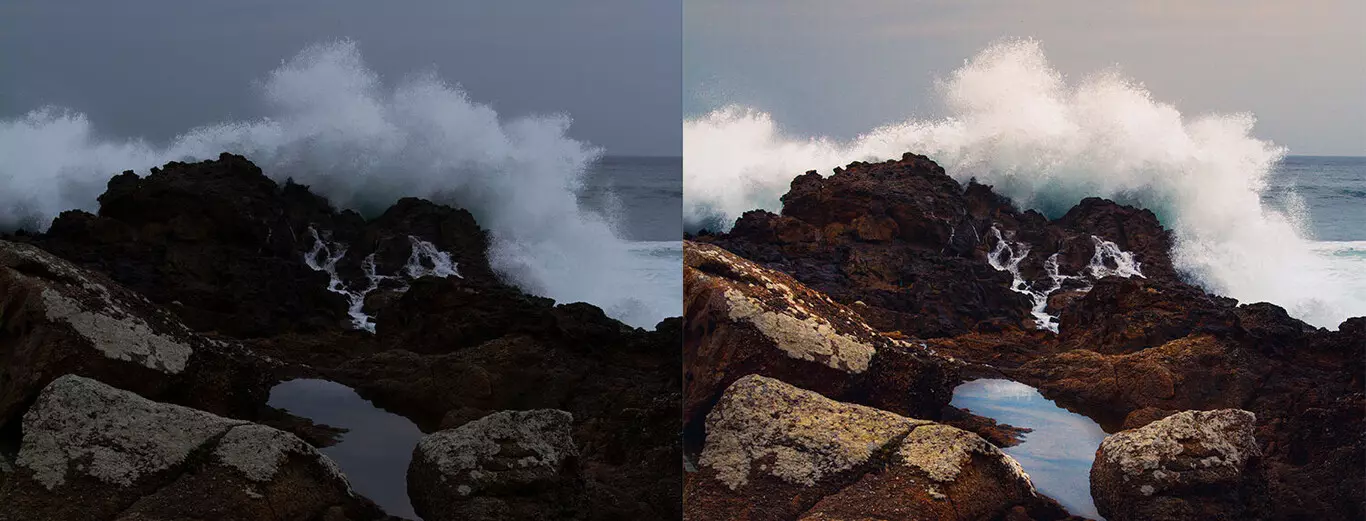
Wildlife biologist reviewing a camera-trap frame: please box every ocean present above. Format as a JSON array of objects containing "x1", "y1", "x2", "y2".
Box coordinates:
[
  {"x1": 578, "y1": 156, "x2": 684, "y2": 327},
  {"x1": 1265, "y1": 156, "x2": 1366, "y2": 323}
]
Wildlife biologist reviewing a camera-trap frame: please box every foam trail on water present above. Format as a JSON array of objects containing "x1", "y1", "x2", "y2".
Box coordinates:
[
  {"x1": 684, "y1": 38, "x2": 1362, "y2": 328},
  {"x1": 0, "y1": 40, "x2": 670, "y2": 328}
]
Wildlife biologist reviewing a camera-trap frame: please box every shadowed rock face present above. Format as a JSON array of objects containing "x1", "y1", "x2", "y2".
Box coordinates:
[
  {"x1": 685, "y1": 375, "x2": 1067, "y2": 521},
  {"x1": 687, "y1": 152, "x2": 1363, "y2": 520},
  {"x1": 0, "y1": 154, "x2": 682, "y2": 520},
  {"x1": 1092, "y1": 409, "x2": 1266, "y2": 521},
  {"x1": 408, "y1": 409, "x2": 581, "y2": 521},
  {"x1": 0, "y1": 375, "x2": 382, "y2": 521}
]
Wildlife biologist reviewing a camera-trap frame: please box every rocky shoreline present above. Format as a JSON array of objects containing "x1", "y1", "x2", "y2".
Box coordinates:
[
  {"x1": 684, "y1": 153, "x2": 1363, "y2": 520},
  {"x1": 0, "y1": 153, "x2": 681, "y2": 520}
]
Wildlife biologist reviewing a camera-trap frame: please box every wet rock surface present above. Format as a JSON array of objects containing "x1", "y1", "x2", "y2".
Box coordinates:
[
  {"x1": 0, "y1": 154, "x2": 680, "y2": 520},
  {"x1": 1091, "y1": 409, "x2": 1266, "y2": 521},
  {"x1": 688, "y1": 153, "x2": 1363, "y2": 520}
]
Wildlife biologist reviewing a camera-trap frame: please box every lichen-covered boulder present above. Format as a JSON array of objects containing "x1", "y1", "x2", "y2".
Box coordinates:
[
  {"x1": 0, "y1": 240, "x2": 201, "y2": 423},
  {"x1": 1091, "y1": 409, "x2": 1266, "y2": 521},
  {"x1": 407, "y1": 409, "x2": 582, "y2": 521},
  {"x1": 0, "y1": 375, "x2": 382, "y2": 521},
  {"x1": 683, "y1": 241, "x2": 956, "y2": 433},
  {"x1": 0, "y1": 240, "x2": 270, "y2": 429},
  {"x1": 686, "y1": 375, "x2": 1055, "y2": 521}
]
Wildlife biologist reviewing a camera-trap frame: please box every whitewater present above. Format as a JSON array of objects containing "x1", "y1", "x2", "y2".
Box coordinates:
[
  {"x1": 0, "y1": 40, "x2": 679, "y2": 329},
  {"x1": 683, "y1": 39, "x2": 1364, "y2": 329}
]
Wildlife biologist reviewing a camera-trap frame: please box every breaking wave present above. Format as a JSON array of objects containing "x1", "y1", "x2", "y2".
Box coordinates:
[
  {"x1": 0, "y1": 40, "x2": 676, "y2": 329},
  {"x1": 683, "y1": 38, "x2": 1362, "y2": 328}
]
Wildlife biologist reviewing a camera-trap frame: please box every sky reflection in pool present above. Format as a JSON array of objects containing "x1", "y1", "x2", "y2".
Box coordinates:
[
  {"x1": 269, "y1": 378, "x2": 424, "y2": 520},
  {"x1": 949, "y1": 378, "x2": 1108, "y2": 520}
]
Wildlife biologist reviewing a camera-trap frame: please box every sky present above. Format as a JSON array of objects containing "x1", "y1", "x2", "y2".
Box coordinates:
[
  {"x1": 686, "y1": 0, "x2": 1365, "y2": 156},
  {"x1": 0, "y1": 0, "x2": 682, "y2": 156}
]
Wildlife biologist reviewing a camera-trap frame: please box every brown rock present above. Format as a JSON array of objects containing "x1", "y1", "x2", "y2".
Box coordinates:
[{"x1": 1092, "y1": 409, "x2": 1266, "y2": 521}]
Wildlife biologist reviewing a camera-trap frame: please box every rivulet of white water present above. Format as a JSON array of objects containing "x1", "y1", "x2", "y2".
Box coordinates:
[
  {"x1": 0, "y1": 40, "x2": 672, "y2": 328},
  {"x1": 986, "y1": 227, "x2": 1145, "y2": 332},
  {"x1": 683, "y1": 38, "x2": 1361, "y2": 328}
]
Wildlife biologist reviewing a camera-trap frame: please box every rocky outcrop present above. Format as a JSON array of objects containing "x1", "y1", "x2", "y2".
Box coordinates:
[
  {"x1": 24, "y1": 153, "x2": 496, "y2": 337},
  {"x1": 0, "y1": 375, "x2": 382, "y2": 521},
  {"x1": 683, "y1": 240, "x2": 957, "y2": 440},
  {"x1": 685, "y1": 375, "x2": 1064, "y2": 521},
  {"x1": 1092, "y1": 409, "x2": 1266, "y2": 521},
  {"x1": 408, "y1": 409, "x2": 580, "y2": 521},
  {"x1": 694, "y1": 153, "x2": 1175, "y2": 337},
  {"x1": 0, "y1": 240, "x2": 269, "y2": 428}
]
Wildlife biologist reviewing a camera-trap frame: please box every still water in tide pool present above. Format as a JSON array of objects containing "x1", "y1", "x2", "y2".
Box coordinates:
[
  {"x1": 269, "y1": 379, "x2": 424, "y2": 520},
  {"x1": 949, "y1": 378, "x2": 1108, "y2": 520}
]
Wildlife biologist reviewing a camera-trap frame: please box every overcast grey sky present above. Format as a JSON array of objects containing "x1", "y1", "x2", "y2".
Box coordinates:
[
  {"x1": 686, "y1": 0, "x2": 1365, "y2": 156},
  {"x1": 1, "y1": 0, "x2": 681, "y2": 156}
]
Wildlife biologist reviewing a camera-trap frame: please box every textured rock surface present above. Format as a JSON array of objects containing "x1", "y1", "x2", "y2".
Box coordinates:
[
  {"x1": 683, "y1": 240, "x2": 957, "y2": 442},
  {"x1": 0, "y1": 239, "x2": 268, "y2": 429},
  {"x1": 0, "y1": 375, "x2": 381, "y2": 521},
  {"x1": 685, "y1": 375, "x2": 1060, "y2": 521},
  {"x1": 1092, "y1": 409, "x2": 1266, "y2": 521},
  {"x1": 408, "y1": 409, "x2": 580, "y2": 521}
]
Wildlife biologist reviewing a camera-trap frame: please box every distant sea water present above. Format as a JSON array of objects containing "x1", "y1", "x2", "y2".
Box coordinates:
[
  {"x1": 578, "y1": 156, "x2": 683, "y2": 325},
  {"x1": 1264, "y1": 155, "x2": 1366, "y2": 320}
]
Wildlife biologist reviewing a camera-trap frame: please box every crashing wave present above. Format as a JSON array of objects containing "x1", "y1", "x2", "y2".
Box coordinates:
[{"x1": 683, "y1": 38, "x2": 1360, "y2": 328}]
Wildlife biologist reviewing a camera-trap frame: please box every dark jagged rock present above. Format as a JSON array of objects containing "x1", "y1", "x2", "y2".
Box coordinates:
[
  {"x1": 24, "y1": 153, "x2": 495, "y2": 338},
  {"x1": 697, "y1": 153, "x2": 1176, "y2": 338}
]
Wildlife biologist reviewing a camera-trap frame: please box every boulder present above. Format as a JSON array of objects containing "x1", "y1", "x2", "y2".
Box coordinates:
[
  {"x1": 0, "y1": 375, "x2": 382, "y2": 521},
  {"x1": 408, "y1": 409, "x2": 581, "y2": 521},
  {"x1": 1091, "y1": 409, "x2": 1266, "y2": 521},
  {"x1": 0, "y1": 240, "x2": 268, "y2": 428},
  {"x1": 683, "y1": 241, "x2": 956, "y2": 433},
  {"x1": 686, "y1": 375, "x2": 1058, "y2": 521}
]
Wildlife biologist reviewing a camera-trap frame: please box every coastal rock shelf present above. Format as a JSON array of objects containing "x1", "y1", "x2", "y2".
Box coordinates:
[{"x1": 686, "y1": 153, "x2": 1364, "y2": 521}]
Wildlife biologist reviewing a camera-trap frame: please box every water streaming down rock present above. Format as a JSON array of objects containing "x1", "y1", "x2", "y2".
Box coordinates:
[
  {"x1": 986, "y1": 226, "x2": 1145, "y2": 332},
  {"x1": 303, "y1": 226, "x2": 462, "y2": 332}
]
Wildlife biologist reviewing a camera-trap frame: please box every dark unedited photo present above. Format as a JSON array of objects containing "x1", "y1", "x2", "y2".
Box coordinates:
[
  {"x1": 683, "y1": 2, "x2": 1364, "y2": 521},
  {"x1": 0, "y1": 2, "x2": 681, "y2": 520}
]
